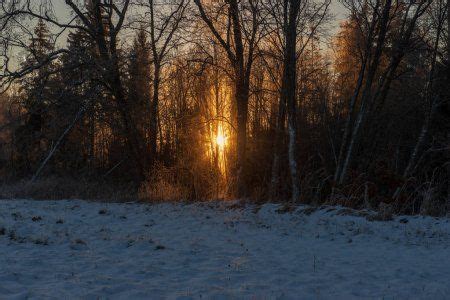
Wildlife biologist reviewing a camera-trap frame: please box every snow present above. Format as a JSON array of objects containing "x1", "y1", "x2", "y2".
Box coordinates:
[{"x1": 0, "y1": 200, "x2": 450, "y2": 299}]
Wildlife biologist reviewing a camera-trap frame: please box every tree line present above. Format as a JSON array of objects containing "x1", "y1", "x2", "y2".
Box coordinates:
[{"x1": 0, "y1": 0, "x2": 449, "y2": 214}]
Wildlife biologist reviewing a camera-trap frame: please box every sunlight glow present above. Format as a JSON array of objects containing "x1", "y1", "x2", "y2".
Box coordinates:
[{"x1": 216, "y1": 134, "x2": 226, "y2": 148}]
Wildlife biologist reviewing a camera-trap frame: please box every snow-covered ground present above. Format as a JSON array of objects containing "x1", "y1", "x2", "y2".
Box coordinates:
[{"x1": 0, "y1": 200, "x2": 449, "y2": 299}]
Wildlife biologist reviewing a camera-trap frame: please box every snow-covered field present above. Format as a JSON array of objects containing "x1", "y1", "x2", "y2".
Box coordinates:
[{"x1": 0, "y1": 200, "x2": 449, "y2": 299}]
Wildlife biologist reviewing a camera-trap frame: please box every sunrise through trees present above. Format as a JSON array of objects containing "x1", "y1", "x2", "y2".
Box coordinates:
[{"x1": 0, "y1": 1, "x2": 449, "y2": 297}]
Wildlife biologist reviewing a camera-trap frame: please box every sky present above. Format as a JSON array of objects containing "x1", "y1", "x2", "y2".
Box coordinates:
[
  {"x1": 49, "y1": 0, "x2": 348, "y2": 47},
  {"x1": 7, "y1": 0, "x2": 348, "y2": 69},
  {"x1": 50, "y1": 0, "x2": 348, "y2": 28}
]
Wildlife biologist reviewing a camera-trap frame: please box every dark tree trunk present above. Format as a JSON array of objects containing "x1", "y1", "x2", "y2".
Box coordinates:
[
  {"x1": 446, "y1": 0, "x2": 450, "y2": 205},
  {"x1": 230, "y1": 0, "x2": 250, "y2": 197},
  {"x1": 337, "y1": 0, "x2": 392, "y2": 185},
  {"x1": 235, "y1": 71, "x2": 249, "y2": 197},
  {"x1": 283, "y1": 0, "x2": 301, "y2": 202},
  {"x1": 270, "y1": 84, "x2": 287, "y2": 199},
  {"x1": 111, "y1": 58, "x2": 146, "y2": 180},
  {"x1": 149, "y1": 64, "x2": 160, "y2": 166},
  {"x1": 92, "y1": 1, "x2": 146, "y2": 180}
]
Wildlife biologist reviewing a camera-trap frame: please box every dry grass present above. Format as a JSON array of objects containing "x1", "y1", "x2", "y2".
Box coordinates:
[
  {"x1": 318, "y1": 166, "x2": 449, "y2": 217},
  {"x1": 138, "y1": 177, "x2": 189, "y2": 202},
  {"x1": 1, "y1": 164, "x2": 447, "y2": 219},
  {"x1": 0, "y1": 162, "x2": 227, "y2": 204},
  {"x1": 0, "y1": 177, "x2": 138, "y2": 202},
  {"x1": 138, "y1": 163, "x2": 223, "y2": 202}
]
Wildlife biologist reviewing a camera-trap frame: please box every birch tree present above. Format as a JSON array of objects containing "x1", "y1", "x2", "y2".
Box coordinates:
[
  {"x1": 264, "y1": 0, "x2": 329, "y2": 201},
  {"x1": 334, "y1": 0, "x2": 431, "y2": 185}
]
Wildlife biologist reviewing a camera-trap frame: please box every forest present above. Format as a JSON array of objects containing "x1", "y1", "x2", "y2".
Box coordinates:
[{"x1": 0, "y1": 0, "x2": 449, "y2": 215}]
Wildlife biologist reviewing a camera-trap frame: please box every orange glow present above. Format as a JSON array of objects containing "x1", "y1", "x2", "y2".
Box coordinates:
[
  {"x1": 216, "y1": 133, "x2": 226, "y2": 148},
  {"x1": 214, "y1": 124, "x2": 228, "y2": 177}
]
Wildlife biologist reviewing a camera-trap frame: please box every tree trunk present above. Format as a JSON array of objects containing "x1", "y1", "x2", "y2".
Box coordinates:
[
  {"x1": 92, "y1": 0, "x2": 146, "y2": 180},
  {"x1": 334, "y1": 3, "x2": 379, "y2": 184},
  {"x1": 229, "y1": 0, "x2": 250, "y2": 198},
  {"x1": 334, "y1": 58, "x2": 368, "y2": 183},
  {"x1": 149, "y1": 64, "x2": 160, "y2": 166},
  {"x1": 31, "y1": 104, "x2": 86, "y2": 183},
  {"x1": 270, "y1": 86, "x2": 287, "y2": 199},
  {"x1": 446, "y1": 0, "x2": 450, "y2": 205},
  {"x1": 235, "y1": 73, "x2": 249, "y2": 197},
  {"x1": 403, "y1": 99, "x2": 439, "y2": 178},
  {"x1": 283, "y1": 0, "x2": 301, "y2": 202},
  {"x1": 363, "y1": 3, "x2": 432, "y2": 164},
  {"x1": 397, "y1": 8, "x2": 444, "y2": 194},
  {"x1": 111, "y1": 56, "x2": 146, "y2": 180},
  {"x1": 338, "y1": 0, "x2": 392, "y2": 185},
  {"x1": 193, "y1": 0, "x2": 254, "y2": 197}
]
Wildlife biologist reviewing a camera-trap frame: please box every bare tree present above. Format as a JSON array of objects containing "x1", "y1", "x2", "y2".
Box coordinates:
[
  {"x1": 283, "y1": 0, "x2": 302, "y2": 202},
  {"x1": 264, "y1": 0, "x2": 330, "y2": 201},
  {"x1": 193, "y1": 0, "x2": 263, "y2": 196},
  {"x1": 0, "y1": 0, "x2": 148, "y2": 179},
  {"x1": 334, "y1": 0, "x2": 431, "y2": 185},
  {"x1": 402, "y1": 0, "x2": 447, "y2": 180},
  {"x1": 134, "y1": 0, "x2": 188, "y2": 165}
]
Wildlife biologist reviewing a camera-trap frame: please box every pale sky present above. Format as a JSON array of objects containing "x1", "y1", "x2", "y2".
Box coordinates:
[
  {"x1": 50, "y1": 0, "x2": 348, "y2": 28},
  {"x1": 51, "y1": 0, "x2": 348, "y2": 41},
  {"x1": 7, "y1": 0, "x2": 348, "y2": 68}
]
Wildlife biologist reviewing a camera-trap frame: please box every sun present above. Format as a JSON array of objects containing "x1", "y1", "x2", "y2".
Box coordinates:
[{"x1": 216, "y1": 134, "x2": 226, "y2": 148}]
